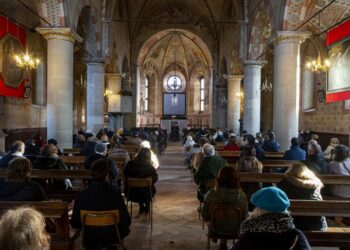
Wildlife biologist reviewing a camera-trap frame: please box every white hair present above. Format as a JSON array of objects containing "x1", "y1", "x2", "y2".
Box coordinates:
[
  {"x1": 140, "y1": 140, "x2": 151, "y2": 149},
  {"x1": 202, "y1": 143, "x2": 215, "y2": 157}
]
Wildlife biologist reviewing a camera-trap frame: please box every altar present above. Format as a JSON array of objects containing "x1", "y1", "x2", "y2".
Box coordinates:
[{"x1": 160, "y1": 119, "x2": 188, "y2": 132}]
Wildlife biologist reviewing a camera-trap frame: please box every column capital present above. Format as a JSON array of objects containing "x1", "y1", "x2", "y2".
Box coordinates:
[
  {"x1": 273, "y1": 31, "x2": 310, "y2": 46},
  {"x1": 106, "y1": 72, "x2": 122, "y2": 79},
  {"x1": 86, "y1": 59, "x2": 105, "y2": 65},
  {"x1": 244, "y1": 61, "x2": 266, "y2": 67},
  {"x1": 227, "y1": 75, "x2": 243, "y2": 81},
  {"x1": 36, "y1": 27, "x2": 83, "y2": 43}
]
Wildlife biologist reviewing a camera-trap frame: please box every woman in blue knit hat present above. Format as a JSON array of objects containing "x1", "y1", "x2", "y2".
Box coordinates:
[{"x1": 230, "y1": 187, "x2": 311, "y2": 250}]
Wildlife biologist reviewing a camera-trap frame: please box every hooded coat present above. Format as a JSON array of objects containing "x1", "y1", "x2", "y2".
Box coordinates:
[
  {"x1": 202, "y1": 187, "x2": 248, "y2": 235},
  {"x1": 231, "y1": 213, "x2": 311, "y2": 250},
  {"x1": 277, "y1": 176, "x2": 327, "y2": 231}
]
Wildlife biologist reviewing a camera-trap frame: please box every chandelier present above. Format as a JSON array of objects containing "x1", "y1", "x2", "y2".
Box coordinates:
[
  {"x1": 13, "y1": 52, "x2": 40, "y2": 70},
  {"x1": 261, "y1": 77, "x2": 272, "y2": 92},
  {"x1": 305, "y1": 56, "x2": 331, "y2": 72}
]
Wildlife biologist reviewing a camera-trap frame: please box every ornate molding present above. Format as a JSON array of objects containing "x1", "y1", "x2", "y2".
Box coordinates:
[
  {"x1": 273, "y1": 31, "x2": 310, "y2": 46},
  {"x1": 244, "y1": 61, "x2": 266, "y2": 67},
  {"x1": 36, "y1": 28, "x2": 83, "y2": 43},
  {"x1": 105, "y1": 73, "x2": 122, "y2": 80},
  {"x1": 227, "y1": 75, "x2": 243, "y2": 81}
]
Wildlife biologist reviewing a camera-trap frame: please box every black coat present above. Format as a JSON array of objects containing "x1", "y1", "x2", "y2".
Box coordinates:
[
  {"x1": 0, "y1": 180, "x2": 47, "y2": 201},
  {"x1": 80, "y1": 141, "x2": 97, "y2": 158},
  {"x1": 231, "y1": 229, "x2": 311, "y2": 250},
  {"x1": 0, "y1": 153, "x2": 20, "y2": 169},
  {"x1": 302, "y1": 153, "x2": 327, "y2": 174},
  {"x1": 124, "y1": 160, "x2": 158, "y2": 202},
  {"x1": 71, "y1": 181, "x2": 131, "y2": 249}
]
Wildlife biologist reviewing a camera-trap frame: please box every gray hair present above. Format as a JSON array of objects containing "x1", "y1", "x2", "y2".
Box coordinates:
[
  {"x1": 308, "y1": 140, "x2": 321, "y2": 154},
  {"x1": 202, "y1": 143, "x2": 215, "y2": 157}
]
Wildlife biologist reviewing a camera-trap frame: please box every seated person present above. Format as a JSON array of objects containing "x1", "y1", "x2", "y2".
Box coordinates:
[
  {"x1": 73, "y1": 134, "x2": 86, "y2": 149},
  {"x1": 283, "y1": 137, "x2": 306, "y2": 161},
  {"x1": 262, "y1": 132, "x2": 281, "y2": 152},
  {"x1": 202, "y1": 167, "x2": 248, "y2": 250},
  {"x1": 47, "y1": 138, "x2": 63, "y2": 156},
  {"x1": 24, "y1": 139, "x2": 40, "y2": 156},
  {"x1": 302, "y1": 140, "x2": 327, "y2": 174},
  {"x1": 328, "y1": 144, "x2": 350, "y2": 198},
  {"x1": 71, "y1": 159, "x2": 131, "y2": 250},
  {"x1": 0, "y1": 158, "x2": 47, "y2": 201},
  {"x1": 230, "y1": 187, "x2": 311, "y2": 250},
  {"x1": 139, "y1": 140, "x2": 159, "y2": 169},
  {"x1": 108, "y1": 141, "x2": 130, "y2": 166},
  {"x1": 194, "y1": 144, "x2": 228, "y2": 202},
  {"x1": 124, "y1": 148, "x2": 158, "y2": 214},
  {"x1": 215, "y1": 127, "x2": 225, "y2": 142},
  {"x1": 0, "y1": 141, "x2": 26, "y2": 169},
  {"x1": 277, "y1": 163, "x2": 327, "y2": 231},
  {"x1": 324, "y1": 137, "x2": 340, "y2": 160},
  {"x1": 224, "y1": 135, "x2": 240, "y2": 151},
  {"x1": 85, "y1": 143, "x2": 119, "y2": 190},
  {"x1": 80, "y1": 136, "x2": 98, "y2": 159},
  {"x1": 0, "y1": 207, "x2": 50, "y2": 250},
  {"x1": 192, "y1": 137, "x2": 210, "y2": 172},
  {"x1": 34, "y1": 144, "x2": 71, "y2": 190},
  {"x1": 245, "y1": 134, "x2": 265, "y2": 161}
]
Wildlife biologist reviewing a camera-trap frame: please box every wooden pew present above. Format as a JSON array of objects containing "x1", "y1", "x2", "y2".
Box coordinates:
[
  {"x1": 60, "y1": 156, "x2": 85, "y2": 169},
  {"x1": 216, "y1": 150, "x2": 285, "y2": 160},
  {"x1": 0, "y1": 201, "x2": 80, "y2": 250},
  {"x1": 228, "y1": 160, "x2": 299, "y2": 171},
  {"x1": 289, "y1": 199, "x2": 350, "y2": 249},
  {"x1": 62, "y1": 148, "x2": 81, "y2": 156}
]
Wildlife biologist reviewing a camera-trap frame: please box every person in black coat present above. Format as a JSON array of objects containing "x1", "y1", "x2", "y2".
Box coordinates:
[
  {"x1": 0, "y1": 141, "x2": 26, "y2": 169},
  {"x1": 230, "y1": 187, "x2": 311, "y2": 250},
  {"x1": 277, "y1": 163, "x2": 327, "y2": 231},
  {"x1": 302, "y1": 140, "x2": 328, "y2": 174},
  {"x1": 124, "y1": 148, "x2": 158, "y2": 214},
  {"x1": 71, "y1": 158, "x2": 131, "y2": 250},
  {"x1": 80, "y1": 137, "x2": 98, "y2": 159},
  {"x1": 0, "y1": 158, "x2": 47, "y2": 201}
]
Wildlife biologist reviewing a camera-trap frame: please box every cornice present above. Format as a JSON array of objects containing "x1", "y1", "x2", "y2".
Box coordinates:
[{"x1": 36, "y1": 28, "x2": 83, "y2": 43}]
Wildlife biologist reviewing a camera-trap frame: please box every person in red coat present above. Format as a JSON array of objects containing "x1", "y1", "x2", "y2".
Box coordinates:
[{"x1": 224, "y1": 135, "x2": 240, "y2": 151}]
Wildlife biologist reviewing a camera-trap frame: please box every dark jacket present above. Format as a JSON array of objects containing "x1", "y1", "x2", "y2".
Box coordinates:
[
  {"x1": 284, "y1": 145, "x2": 306, "y2": 161},
  {"x1": 84, "y1": 154, "x2": 118, "y2": 180},
  {"x1": 0, "y1": 180, "x2": 47, "y2": 201},
  {"x1": 231, "y1": 213, "x2": 311, "y2": 250},
  {"x1": 194, "y1": 155, "x2": 227, "y2": 185},
  {"x1": 0, "y1": 153, "x2": 24, "y2": 169},
  {"x1": 71, "y1": 181, "x2": 131, "y2": 249},
  {"x1": 124, "y1": 160, "x2": 158, "y2": 202},
  {"x1": 73, "y1": 141, "x2": 86, "y2": 149},
  {"x1": 302, "y1": 153, "x2": 327, "y2": 174},
  {"x1": 263, "y1": 140, "x2": 281, "y2": 152},
  {"x1": 80, "y1": 141, "x2": 97, "y2": 158},
  {"x1": 277, "y1": 176, "x2": 327, "y2": 231}
]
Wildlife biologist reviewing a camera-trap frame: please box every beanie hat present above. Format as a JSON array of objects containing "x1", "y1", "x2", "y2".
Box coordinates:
[
  {"x1": 95, "y1": 143, "x2": 107, "y2": 154},
  {"x1": 251, "y1": 187, "x2": 290, "y2": 213}
]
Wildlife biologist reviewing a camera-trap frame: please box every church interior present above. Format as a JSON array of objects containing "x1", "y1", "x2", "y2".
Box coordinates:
[{"x1": 0, "y1": 0, "x2": 350, "y2": 249}]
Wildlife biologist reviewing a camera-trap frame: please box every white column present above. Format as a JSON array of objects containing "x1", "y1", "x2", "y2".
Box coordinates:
[
  {"x1": 87, "y1": 62, "x2": 105, "y2": 135},
  {"x1": 36, "y1": 28, "x2": 82, "y2": 149},
  {"x1": 227, "y1": 75, "x2": 243, "y2": 134},
  {"x1": 243, "y1": 61, "x2": 265, "y2": 135},
  {"x1": 273, "y1": 31, "x2": 310, "y2": 151}
]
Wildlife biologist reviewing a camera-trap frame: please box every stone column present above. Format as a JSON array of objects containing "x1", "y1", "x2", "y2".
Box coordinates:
[
  {"x1": 86, "y1": 61, "x2": 105, "y2": 135},
  {"x1": 273, "y1": 31, "x2": 310, "y2": 151},
  {"x1": 243, "y1": 61, "x2": 265, "y2": 135},
  {"x1": 36, "y1": 28, "x2": 82, "y2": 149},
  {"x1": 227, "y1": 75, "x2": 243, "y2": 134},
  {"x1": 106, "y1": 73, "x2": 123, "y2": 130},
  {"x1": 34, "y1": 58, "x2": 46, "y2": 106}
]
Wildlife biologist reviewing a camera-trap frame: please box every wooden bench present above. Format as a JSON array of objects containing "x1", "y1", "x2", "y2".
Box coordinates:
[
  {"x1": 217, "y1": 150, "x2": 285, "y2": 162},
  {"x1": 289, "y1": 199, "x2": 350, "y2": 249},
  {"x1": 0, "y1": 201, "x2": 80, "y2": 250},
  {"x1": 62, "y1": 148, "x2": 81, "y2": 156},
  {"x1": 60, "y1": 156, "x2": 85, "y2": 169},
  {"x1": 229, "y1": 160, "x2": 299, "y2": 171}
]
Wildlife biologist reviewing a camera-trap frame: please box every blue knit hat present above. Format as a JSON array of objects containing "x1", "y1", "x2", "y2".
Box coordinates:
[{"x1": 251, "y1": 187, "x2": 290, "y2": 213}]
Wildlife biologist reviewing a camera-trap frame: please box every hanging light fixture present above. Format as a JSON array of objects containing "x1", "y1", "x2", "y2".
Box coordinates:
[
  {"x1": 305, "y1": 56, "x2": 331, "y2": 72},
  {"x1": 261, "y1": 77, "x2": 272, "y2": 92}
]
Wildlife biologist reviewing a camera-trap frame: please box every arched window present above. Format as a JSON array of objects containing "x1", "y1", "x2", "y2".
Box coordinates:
[
  {"x1": 144, "y1": 77, "x2": 149, "y2": 112},
  {"x1": 200, "y1": 78, "x2": 205, "y2": 112},
  {"x1": 303, "y1": 69, "x2": 314, "y2": 111}
]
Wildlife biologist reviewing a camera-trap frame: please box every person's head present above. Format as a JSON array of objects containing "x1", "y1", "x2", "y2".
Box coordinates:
[
  {"x1": 87, "y1": 136, "x2": 98, "y2": 142},
  {"x1": 308, "y1": 140, "x2": 321, "y2": 156},
  {"x1": 268, "y1": 132, "x2": 275, "y2": 141},
  {"x1": 251, "y1": 187, "x2": 290, "y2": 213},
  {"x1": 47, "y1": 138, "x2": 58, "y2": 146},
  {"x1": 217, "y1": 166, "x2": 240, "y2": 189},
  {"x1": 90, "y1": 158, "x2": 109, "y2": 181},
  {"x1": 228, "y1": 135, "x2": 238, "y2": 145},
  {"x1": 202, "y1": 143, "x2": 215, "y2": 157},
  {"x1": 10, "y1": 141, "x2": 25, "y2": 155},
  {"x1": 291, "y1": 137, "x2": 300, "y2": 146},
  {"x1": 199, "y1": 137, "x2": 210, "y2": 147},
  {"x1": 94, "y1": 143, "x2": 107, "y2": 155},
  {"x1": 334, "y1": 144, "x2": 350, "y2": 162},
  {"x1": 0, "y1": 207, "x2": 50, "y2": 250},
  {"x1": 40, "y1": 144, "x2": 58, "y2": 157},
  {"x1": 100, "y1": 135, "x2": 109, "y2": 144},
  {"x1": 330, "y1": 137, "x2": 340, "y2": 146},
  {"x1": 77, "y1": 134, "x2": 85, "y2": 143},
  {"x1": 7, "y1": 158, "x2": 32, "y2": 183},
  {"x1": 140, "y1": 140, "x2": 151, "y2": 149},
  {"x1": 241, "y1": 145, "x2": 256, "y2": 157},
  {"x1": 311, "y1": 134, "x2": 319, "y2": 141},
  {"x1": 286, "y1": 163, "x2": 323, "y2": 188},
  {"x1": 135, "y1": 147, "x2": 152, "y2": 163},
  {"x1": 186, "y1": 135, "x2": 193, "y2": 141},
  {"x1": 246, "y1": 134, "x2": 255, "y2": 145}
]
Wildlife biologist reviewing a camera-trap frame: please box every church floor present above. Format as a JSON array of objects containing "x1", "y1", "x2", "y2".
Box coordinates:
[{"x1": 74, "y1": 142, "x2": 337, "y2": 250}]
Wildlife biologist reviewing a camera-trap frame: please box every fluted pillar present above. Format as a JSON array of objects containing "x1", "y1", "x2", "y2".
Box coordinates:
[
  {"x1": 36, "y1": 28, "x2": 82, "y2": 149},
  {"x1": 86, "y1": 61, "x2": 105, "y2": 135},
  {"x1": 227, "y1": 75, "x2": 243, "y2": 134},
  {"x1": 273, "y1": 31, "x2": 310, "y2": 150},
  {"x1": 243, "y1": 61, "x2": 265, "y2": 135}
]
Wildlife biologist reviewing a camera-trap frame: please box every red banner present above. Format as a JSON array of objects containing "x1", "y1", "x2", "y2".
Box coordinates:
[{"x1": 0, "y1": 15, "x2": 26, "y2": 98}]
